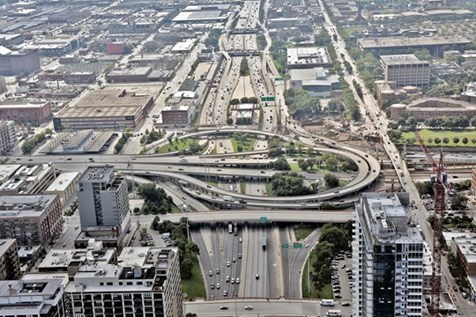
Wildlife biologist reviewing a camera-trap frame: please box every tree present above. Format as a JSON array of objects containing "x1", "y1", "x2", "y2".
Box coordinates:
[
  {"x1": 434, "y1": 137, "x2": 442, "y2": 144},
  {"x1": 453, "y1": 137, "x2": 460, "y2": 145},
  {"x1": 319, "y1": 224, "x2": 350, "y2": 251},
  {"x1": 230, "y1": 98, "x2": 240, "y2": 105},
  {"x1": 450, "y1": 194, "x2": 468, "y2": 210},
  {"x1": 237, "y1": 145, "x2": 243, "y2": 152},
  {"x1": 272, "y1": 157, "x2": 291, "y2": 170},
  {"x1": 442, "y1": 137, "x2": 449, "y2": 145},
  {"x1": 180, "y1": 258, "x2": 193, "y2": 279},
  {"x1": 226, "y1": 117, "x2": 233, "y2": 125},
  {"x1": 462, "y1": 137, "x2": 468, "y2": 145},
  {"x1": 472, "y1": 138, "x2": 476, "y2": 145},
  {"x1": 240, "y1": 97, "x2": 249, "y2": 103},
  {"x1": 427, "y1": 138, "x2": 433, "y2": 144},
  {"x1": 239, "y1": 57, "x2": 250, "y2": 76},
  {"x1": 324, "y1": 173, "x2": 340, "y2": 188},
  {"x1": 297, "y1": 158, "x2": 309, "y2": 171},
  {"x1": 415, "y1": 181, "x2": 433, "y2": 196},
  {"x1": 270, "y1": 172, "x2": 315, "y2": 196}
]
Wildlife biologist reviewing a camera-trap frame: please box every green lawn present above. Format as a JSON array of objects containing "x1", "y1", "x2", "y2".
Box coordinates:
[
  {"x1": 181, "y1": 255, "x2": 206, "y2": 300},
  {"x1": 157, "y1": 138, "x2": 195, "y2": 153},
  {"x1": 265, "y1": 182, "x2": 275, "y2": 196},
  {"x1": 170, "y1": 205, "x2": 181, "y2": 213},
  {"x1": 302, "y1": 250, "x2": 318, "y2": 298},
  {"x1": 289, "y1": 162, "x2": 302, "y2": 172},
  {"x1": 240, "y1": 181, "x2": 246, "y2": 194},
  {"x1": 302, "y1": 248, "x2": 333, "y2": 299},
  {"x1": 230, "y1": 137, "x2": 256, "y2": 152},
  {"x1": 207, "y1": 179, "x2": 218, "y2": 187},
  {"x1": 294, "y1": 225, "x2": 317, "y2": 241},
  {"x1": 401, "y1": 129, "x2": 476, "y2": 147}
]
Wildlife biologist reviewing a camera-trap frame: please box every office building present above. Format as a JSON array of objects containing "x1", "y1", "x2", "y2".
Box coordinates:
[
  {"x1": 451, "y1": 234, "x2": 476, "y2": 275},
  {"x1": 0, "y1": 100, "x2": 52, "y2": 125},
  {"x1": 64, "y1": 247, "x2": 183, "y2": 317},
  {"x1": 0, "y1": 239, "x2": 21, "y2": 280},
  {"x1": 161, "y1": 91, "x2": 197, "y2": 127},
  {"x1": 0, "y1": 47, "x2": 40, "y2": 75},
  {"x1": 0, "y1": 120, "x2": 16, "y2": 155},
  {"x1": 353, "y1": 192, "x2": 424, "y2": 317},
  {"x1": 380, "y1": 54, "x2": 430, "y2": 88},
  {"x1": 0, "y1": 194, "x2": 63, "y2": 246},
  {"x1": 53, "y1": 89, "x2": 153, "y2": 131},
  {"x1": 357, "y1": 36, "x2": 470, "y2": 54},
  {"x1": 76, "y1": 166, "x2": 130, "y2": 249},
  {"x1": 0, "y1": 279, "x2": 66, "y2": 317}
]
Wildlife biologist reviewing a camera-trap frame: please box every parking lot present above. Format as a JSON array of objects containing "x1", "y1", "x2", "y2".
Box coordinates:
[{"x1": 331, "y1": 251, "x2": 353, "y2": 305}]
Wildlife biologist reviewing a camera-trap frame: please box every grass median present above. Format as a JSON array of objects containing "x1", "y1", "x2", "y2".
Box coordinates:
[{"x1": 181, "y1": 254, "x2": 206, "y2": 300}]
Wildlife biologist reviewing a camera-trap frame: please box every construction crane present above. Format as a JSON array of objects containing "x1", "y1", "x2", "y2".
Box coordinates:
[{"x1": 415, "y1": 132, "x2": 446, "y2": 316}]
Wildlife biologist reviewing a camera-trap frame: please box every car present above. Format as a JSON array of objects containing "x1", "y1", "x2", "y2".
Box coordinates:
[
  {"x1": 341, "y1": 264, "x2": 346, "y2": 269},
  {"x1": 226, "y1": 276, "x2": 230, "y2": 282},
  {"x1": 231, "y1": 278, "x2": 235, "y2": 284},
  {"x1": 216, "y1": 283, "x2": 220, "y2": 289},
  {"x1": 255, "y1": 274, "x2": 259, "y2": 280},
  {"x1": 220, "y1": 305, "x2": 229, "y2": 310},
  {"x1": 462, "y1": 292, "x2": 468, "y2": 299},
  {"x1": 239, "y1": 237, "x2": 242, "y2": 243},
  {"x1": 335, "y1": 294, "x2": 342, "y2": 299},
  {"x1": 232, "y1": 257, "x2": 236, "y2": 262},
  {"x1": 238, "y1": 253, "x2": 242, "y2": 259},
  {"x1": 211, "y1": 283, "x2": 215, "y2": 289},
  {"x1": 223, "y1": 290, "x2": 228, "y2": 296},
  {"x1": 209, "y1": 271, "x2": 213, "y2": 276},
  {"x1": 216, "y1": 268, "x2": 220, "y2": 274},
  {"x1": 244, "y1": 305, "x2": 253, "y2": 310},
  {"x1": 66, "y1": 158, "x2": 72, "y2": 161},
  {"x1": 342, "y1": 302, "x2": 350, "y2": 307},
  {"x1": 236, "y1": 278, "x2": 240, "y2": 284},
  {"x1": 226, "y1": 261, "x2": 230, "y2": 267},
  {"x1": 453, "y1": 285, "x2": 458, "y2": 292}
]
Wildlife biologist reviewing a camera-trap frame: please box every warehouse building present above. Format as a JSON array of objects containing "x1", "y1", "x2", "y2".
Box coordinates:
[{"x1": 53, "y1": 89, "x2": 153, "y2": 131}]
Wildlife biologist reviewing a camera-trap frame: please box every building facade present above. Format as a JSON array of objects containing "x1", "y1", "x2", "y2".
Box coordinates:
[
  {"x1": 0, "y1": 48, "x2": 40, "y2": 76},
  {"x1": 64, "y1": 247, "x2": 183, "y2": 317},
  {"x1": 0, "y1": 163, "x2": 56, "y2": 195},
  {"x1": 0, "y1": 195, "x2": 63, "y2": 246},
  {"x1": 353, "y1": 192, "x2": 424, "y2": 317},
  {"x1": 0, "y1": 120, "x2": 16, "y2": 155},
  {"x1": 0, "y1": 239, "x2": 21, "y2": 280},
  {"x1": 381, "y1": 54, "x2": 430, "y2": 88},
  {"x1": 0, "y1": 101, "x2": 52, "y2": 125}
]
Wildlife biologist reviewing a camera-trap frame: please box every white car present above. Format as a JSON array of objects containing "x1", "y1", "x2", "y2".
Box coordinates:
[{"x1": 245, "y1": 305, "x2": 253, "y2": 310}]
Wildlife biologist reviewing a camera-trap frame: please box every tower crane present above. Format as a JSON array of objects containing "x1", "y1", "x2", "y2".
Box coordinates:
[{"x1": 414, "y1": 132, "x2": 447, "y2": 316}]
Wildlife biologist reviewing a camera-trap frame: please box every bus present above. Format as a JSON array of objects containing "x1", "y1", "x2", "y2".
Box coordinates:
[
  {"x1": 326, "y1": 310, "x2": 342, "y2": 317},
  {"x1": 320, "y1": 299, "x2": 335, "y2": 307}
]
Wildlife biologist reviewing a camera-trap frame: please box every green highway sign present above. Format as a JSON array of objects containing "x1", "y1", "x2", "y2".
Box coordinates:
[
  {"x1": 260, "y1": 216, "x2": 268, "y2": 223},
  {"x1": 275, "y1": 77, "x2": 284, "y2": 81},
  {"x1": 261, "y1": 96, "x2": 275, "y2": 102},
  {"x1": 293, "y1": 243, "x2": 303, "y2": 249},
  {"x1": 282, "y1": 243, "x2": 289, "y2": 249}
]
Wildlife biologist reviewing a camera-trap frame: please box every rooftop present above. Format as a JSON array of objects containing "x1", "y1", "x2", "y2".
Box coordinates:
[
  {"x1": 0, "y1": 195, "x2": 58, "y2": 218},
  {"x1": 45, "y1": 172, "x2": 79, "y2": 192},
  {"x1": 0, "y1": 279, "x2": 62, "y2": 299},
  {"x1": 358, "y1": 36, "x2": 471, "y2": 49},
  {"x1": 453, "y1": 235, "x2": 476, "y2": 264},
  {"x1": 39, "y1": 248, "x2": 116, "y2": 270},
  {"x1": 286, "y1": 47, "x2": 331, "y2": 66},
  {"x1": 78, "y1": 165, "x2": 115, "y2": 184},
  {"x1": 57, "y1": 89, "x2": 152, "y2": 118},
  {"x1": 381, "y1": 54, "x2": 428, "y2": 65},
  {"x1": 0, "y1": 239, "x2": 16, "y2": 256}
]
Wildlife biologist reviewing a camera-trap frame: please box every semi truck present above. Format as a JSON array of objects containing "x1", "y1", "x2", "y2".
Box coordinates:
[{"x1": 261, "y1": 233, "x2": 267, "y2": 251}]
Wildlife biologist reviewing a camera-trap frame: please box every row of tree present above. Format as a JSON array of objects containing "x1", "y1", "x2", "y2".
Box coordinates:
[
  {"x1": 230, "y1": 96, "x2": 258, "y2": 105},
  {"x1": 21, "y1": 128, "x2": 53, "y2": 154},
  {"x1": 310, "y1": 223, "x2": 351, "y2": 292},
  {"x1": 140, "y1": 128, "x2": 163, "y2": 145},
  {"x1": 114, "y1": 130, "x2": 132, "y2": 154},
  {"x1": 389, "y1": 116, "x2": 476, "y2": 130}
]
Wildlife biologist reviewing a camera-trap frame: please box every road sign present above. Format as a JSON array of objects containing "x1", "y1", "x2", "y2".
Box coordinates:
[
  {"x1": 260, "y1": 216, "x2": 268, "y2": 223},
  {"x1": 275, "y1": 77, "x2": 284, "y2": 81},
  {"x1": 281, "y1": 243, "x2": 289, "y2": 249},
  {"x1": 293, "y1": 242, "x2": 303, "y2": 249},
  {"x1": 261, "y1": 96, "x2": 275, "y2": 102}
]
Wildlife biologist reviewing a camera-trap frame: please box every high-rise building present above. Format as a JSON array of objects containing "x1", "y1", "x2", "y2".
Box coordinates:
[
  {"x1": 353, "y1": 192, "x2": 424, "y2": 317},
  {"x1": 381, "y1": 54, "x2": 430, "y2": 88},
  {"x1": 64, "y1": 247, "x2": 183, "y2": 317},
  {"x1": 0, "y1": 120, "x2": 16, "y2": 155},
  {"x1": 76, "y1": 165, "x2": 130, "y2": 249}
]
